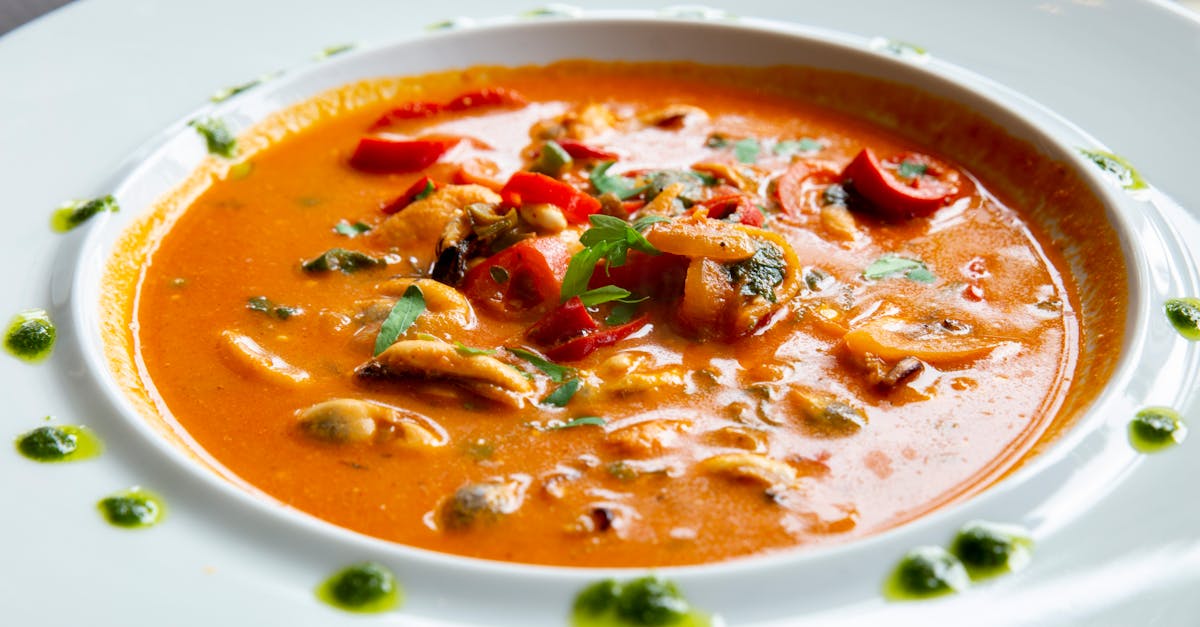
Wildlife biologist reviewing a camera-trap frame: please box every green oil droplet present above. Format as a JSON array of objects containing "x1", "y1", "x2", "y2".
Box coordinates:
[
  {"x1": 50, "y1": 195, "x2": 119, "y2": 233},
  {"x1": 884, "y1": 546, "x2": 970, "y2": 601},
  {"x1": 15, "y1": 424, "x2": 103, "y2": 462},
  {"x1": 97, "y1": 488, "x2": 166, "y2": 529},
  {"x1": 5, "y1": 309, "x2": 55, "y2": 363},
  {"x1": 1129, "y1": 406, "x2": 1186, "y2": 453},
  {"x1": 949, "y1": 521, "x2": 1033, "y2": 580},
  {"x1": 1079, "y1": 149, "x2": 1147, "y2": 191},
  {"x1": 1165, "y1": 298, "x2": 1200, "y2": 341},
  {"x1": 316, "y1": 562, "x2": 401, "y2": 613},
  {"x1": 572, "y1": 576, "x2": 710, "y2": 627}
]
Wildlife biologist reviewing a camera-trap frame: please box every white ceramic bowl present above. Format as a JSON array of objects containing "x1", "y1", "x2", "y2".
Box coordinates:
[{"x1": 67, "y1": 15, "x2": 1199, "y2": 625}]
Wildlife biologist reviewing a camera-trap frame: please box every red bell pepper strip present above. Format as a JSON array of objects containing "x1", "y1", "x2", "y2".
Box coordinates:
[
  {"x1": 588, "y1": 249, "x2": 688, "y2": 299},
  {"x1": 840, "y1": 148, "x2": 959, "y2": 218},
  {"x1": 700, "y1": 193, "x2": 764, "y2": 226},
  {"x1": 500, "y1": 171, "x2": 601, "y2": 224},
  {"x1": 774, "y1": 161, "x2": 840, "y2": 216},
  {"x1": 545, "y1": 315, "x2": 649, "y2": 362},
  {"x1": 461, "y1": 237, "x2": 572, "y2": 315},
  {"x1": 349, "y1": 137, "x2": 460, "y2": 173},
  {"x1": 369, "y1": 87, "x2": 527, "y2": 130},
  {"x1": 368, "y1": 102, "x2": 444, "y2": 129},
  {"x1": 381, "y1": 176, "x2": 440, "y2": 214},
  {"x1": 526, "y1": 296, "x2": 599, "y2": 346},
  {"x1": 556, "y1": 139, "x2": 619, "y2": 161}
]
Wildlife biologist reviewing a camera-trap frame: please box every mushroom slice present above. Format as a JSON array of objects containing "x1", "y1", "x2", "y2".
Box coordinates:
[
  {"x1": 373, "y1": 184, "x2": 501, "y2": 271},
  {"x1": 218, "y1": 330, "x2": 310, "y2": 386},
  {"x1": 700, "y1": 453, "x2": 798, "y2": 488},
  {"x1": 296, "y1": 398, "x2": 447, "y2": 448},
  {"x1": 438, "y1": 477, "x2": 529, "y2": 531},
  {"x1": 357, "y1": 339, "x2": 533, "y2": 407},
  {"x1": 843, "y1": 316, "x2": 1003, "y2": 365}
]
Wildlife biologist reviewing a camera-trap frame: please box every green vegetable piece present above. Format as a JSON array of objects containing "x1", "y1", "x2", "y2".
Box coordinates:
[
  {"x1": 50, "y1": 195, "x2": 120, "y2": 232},
  {"x1": 1165, "y1": 297, "x2": 1200, "y2": 340},
  {"x1": 533, "y1": 140, "x2": 573, "y2": 177},
  {"x1": 773, "y1": 138, "x2": 822, "y2": 156},
  {"x1": 578, "y1": 285, "x2": 646, "y2": 307},
  {"x1": 574, "y1": 579, "x2": 621, "y2": 616},
  {"x1": 246, "y1": 296, "x2": 301, "y2": 320},
  {"x1": 548, "y1": 415, "x2": 605, "y2": 429},
  {"x1": 333, "y1": 220, "x2": 372, "y2": 237},
  {"x1": 884, "y1": 546, "x2": 969, "y2": 600},
  {"x1": 16, "y1": 424, "x2": 102, "y2": 462},
  {"x1": 509, "y1": 348, "x2": 573, "y2": 382},
  {"x1": 316, "y1": 562, "x2": 401, "y2": 614},
  {"x1": 454, "y1": 342, "x2": 496, "y2": 356},
  {"x1": 950, "y1": 521, "x2": 1033, "y2": 579},
  {"x1": 542, "y1": 379, "x2": 584, "y2": 408},
  {"x1": 1079, "y1": 148, "x2": 1147, "y2": 191},
  {"x1": 5, "y1": 309, "x2": 55, "y2": 363},
  {"x1": 590, "y1": 161, "x2": 649, "y2": 200},
  {"x1": 733, "y1": 138, "x2": 760, "y2": 164},
  {"x1": 864, "y1": 255, "x2": 937, "y2": 284},
  {"x1": 302, "y1": 248, "x2": 386, "y2": 273},
  {"x1": 643, "y1": 170, "x2": 710, "y2": 205},
  {"x1": 190, "y1": 117, "x2": 238, "y2": 158},
  {"x1": 896, "y1": 160, "x2": 928, "y2": 179},
  {"x1": 562, "y1": 215, "x2": 662, "y2": 301},
  {"x1": 316, "y1": 43, "x2": 355, "y2": 59},
  {"x1": 572, "y1": 576, "x2": 706, "y2": 626},
  {"x1": 1129, "y1": 406, "x2": 1187, "y2": 453},
  {"x1": 374, "y1": 285, "x2": 426, "y2": 355},
  {"x1": 97, "y1": 488, "x2": 165, "y2": 529},
  {"x1": 877, "y1": 39, "x2": 928, "y2": 58},
  {"x1": 606, "y1": 301, "x2": 640, "y2": 326},
  {"x1": 728, "y1": 245, "x2": 786, "y2": 302}
]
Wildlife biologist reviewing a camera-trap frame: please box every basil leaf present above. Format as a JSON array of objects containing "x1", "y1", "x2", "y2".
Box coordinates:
[
  {"x1": 561, "y1": 244, "x2": 611, "y2": 302},
  {"x1": 51, "y1": 195, "x2": 119, "y2": 232},
  {"x1": 302, "y1": 248, "x2": 386, "y2": 273},
  {"x1": 246, "y1": 296, "x2": 301, "y2": 320},
  {"x1": 728, "y1": 245, "x2": 786, "y2": 303},
  {"x1": 605, "y1": 301, "x2": 640, "y2": 325},
  {"x1": 333, "y1": 220, "x2": 372, "y2": 237},
  {"x1": 577, "y1": 285, "x2": 647, "y2": 307},
  {"x1": 541, "y1": 378, "x2": 582, "y2": 407},
  {"x1": 190, "y1": 117, "x2": 237, "y2": 158},
  {"x1": 508, "y1": 348, "x2": 573, "y2": 382},
  {"x1": 734, "y1": 138, "x2": 760, "y2": 164},
  {"x1": 631, "y1": 215, "x2": 669, "y2": 231},
  {"x1": 455, "y1": 342, "x2": 496, "y2": 356},
  {"x1": 864, "y1": 255, "x2": 937, "y2": 283},
  {"x1": 774, "y1": 138, "x2": 823, "y2": 155},
  {"x1": 897, "y1": 160, "x2": 928, "y2": 179},
  {"x1": 904, "y1": 267, "x2": 937, "y2": 284},
  {"x1": 545, "y1": 415, "x2": 605, "y2": 430},
  {"x1": 562, "y1": 215, "x2": 662, "y2": 301},
  {"x1": 590, "y1": 161, "x2": 647, "y2": 200},
  {"x1": 373, "y1": 285, "x2": 425, "y2": 355}
]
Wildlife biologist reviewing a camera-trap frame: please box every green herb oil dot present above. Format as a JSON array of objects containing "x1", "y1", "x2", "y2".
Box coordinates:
[
  {"x1": 1129, "y1": 406, "x2": 1187, "y2": 453},
  {"x1": 317, "y1": 562, "x2": 401, "y2": 613},
  {"x1": 1164, "y1": 298, "x2": 1200, "y2": 341},
  {"x1": 50, "y1": 195, "x2": 119, "y2": 232},
  {"x1": 571, "y1": 576, "x2": 709, "y2": 627},
  {"x1": 5, "y1": 309, "x2": 56, "y2": 363},
  {"x1": 884, "y1": 546, "x2": 969, "y2": 601},
  {"x1": 98, "y1": 488, "x2": 165, "y2": 528},
  {"x1": 16, "y1": 425, "x2": 102, "y2": 462},
  {"x1": 950, "y1": 521, "x2": 1033, "y2": 579}
]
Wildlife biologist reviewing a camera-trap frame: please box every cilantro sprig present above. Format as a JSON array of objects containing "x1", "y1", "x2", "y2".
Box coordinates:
[{"x1": 560, "y1": 215, "x2": 666, "y2": 301}]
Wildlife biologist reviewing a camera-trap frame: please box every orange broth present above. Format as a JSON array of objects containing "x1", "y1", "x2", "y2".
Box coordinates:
[{"x1": 113, "y1": 62, "x2": 1124, "y2": 567}]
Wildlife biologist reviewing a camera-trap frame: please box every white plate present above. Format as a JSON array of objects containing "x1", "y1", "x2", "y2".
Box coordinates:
[{"x1": 3, "y1": 2, "x2": 1200, "y2": 626}]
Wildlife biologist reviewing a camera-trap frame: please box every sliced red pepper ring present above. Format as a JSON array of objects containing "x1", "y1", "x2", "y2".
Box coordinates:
[
  {"x1": 526, "y1": 296, "x2": 600, "y2": 346},
  {"x1": 545, "y1": 315, "x2": 649, "y2": 362},
  {"x1": 774, "y1": 160, "x2": 841, "y2": 217},
  {"x1": 500, "y1": 171, "x2": 601, "y2": 224},
  {"x1": 556, "y1": 139, "x2": 619, "y2": 161},
  {"x1": 841, "y1": 148, "x2": 960, "y2": 218},
  {"x1": 461, "y1": 237, "x2": 573, "y2": 316},
  {"x1": 369, "y1": 87, "x2": 528, "y2": 130},
  {"x1": 350, "y1": 137, "x2": 461, "y2": 173},
  {"x1": 381, "y1": 176, "x2": 441, "y2": 214},
  {"x1": 699, "y1": 194, "x2": 765, "y2": 226}
]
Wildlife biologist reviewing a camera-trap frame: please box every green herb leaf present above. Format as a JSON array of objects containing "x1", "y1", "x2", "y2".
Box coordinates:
[
  {"x1": 302, "y1": 248, "x2": 387, "y2": 273},
  {"x1": 897, "y1": 160, "x2": 928, "y2": 179},
  {"x1": 561, "y1": 244, "x2": 611, "y2": 303},
  {"x1": 509, "y1": 348, "x2": 573, "y2": 382},
  {"x1": 728, "y1": 244, "x2": 786, "y2": 302},
  {"x1": 373, "y1": 285, "x2": 425, "y2": 355},
  {"x1": 50, "y1": 195, "x2": 119, "y2": 232},
  {"x1": 532, "y1": 140, "x2": 573, "y2": 177},
  {"x1": 605, "y1": 301, "x2": 640, "y2": 325},
  {"x1": 333, "y1": 220, "x2": 372, "y2": 237},
  {"x1": 577, "y1": 285, "x2": 647, "y2": 307},
  {"x1": 545, "y1": 415, "x2": 605, "y2": 430},
  {"x1": 774, "y1": 138, "x2": 823, "y2": 155},
  {"x1": 590, "y1": 161, "x2": 648, "y2": 200},
  {"x1": 246, "y1": 296, "x2": 302, "y2": 320},
  {"x1": 542, "y1": 379, "x2": 583, "y2": 407},
  {"x1": 864, "y1": 255, "x2": 937, "y2": 283},
  {"x1": 631, "y1": 215, "x2": 669, "y2": 231},
  {"x1": 734, "y1": 138, "x2": 760, "y2": 164},
  {"x1": 316, "y1": 43, "x2": 355, "y2": 59},
  {"x1": 562, "y1": 215, "x2": 662, "y2": 301},
  {"x1": 455, "y1": 342, "x2": 496, "y2": 356},
  {"x1": 190, "y1": 117, "x2": 237, "y2": 158},
  {"x1": 705, "y1": 134, "x2": 729, "y2": 148},
  {"x1": 210, "y1": 78, "x2": 262, "y2": 103},
  {"x1": 413, "y1": 180, "x2": 437, "y2": 201}
]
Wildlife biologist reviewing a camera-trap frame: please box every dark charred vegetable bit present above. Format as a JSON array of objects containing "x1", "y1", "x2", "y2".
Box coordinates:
[
  {"x1": 572, "y1": 576, "x2": 705, "y2": 627},
  {"x1": 864, "y1": 255, "x2": 936, "y2": 284},
  {"x1": 302, "y1": 248, "x2": 387, "y2": 274},
  {"x1": 950, "y1": 521, "x2": 1033, "y2": 579},
  {"x1": 1078, "y1": 149, "x2": 1147, "y2": 191},
  {"x1": 1128, "y1": 406, "x2": 1187, "y2": 453},
  {"x1": 591, "y1": 507, "x2": 615, "y2": 532},
  {"x1": 821, "y1": 183, "x2": 850, "y2": 207},
  {"x1": 430, "y1": 239, "x2": 471, "y2": 286},
  {"x1": 531, "y1": 140, "x2": 573, "y2": 177},
  {"x1": 508, "y1": 347, "x2": 574, "y2": 382},
  {"x1": 373, "y1": 285, "x2": 426, "y2": 355},
  {"x1": 246, "y1": 296, "x2": 302, "y2": 320},
  {"x1": 884, "y1": 546, "x2": 969, "y2": 601},
  {"x1": 875, "y1": 356, "x2": 925, "y2": 389},
  {"x1": 51, "y1": 195, "x2": 120, "y2": 232},
  {"x1": 333, "y1": 220, "x2": 372, "y2": 237},
  {"x1": 438, "y1": 482, "x2": 520, "y2": 530},
  {"x1": 350, "y1": 137, "x2": 459, "y2": 173},
  {"x1": 16, "y1": 424, "x2": 102, "y2": 462},
  {"x1": 98, "y1": 489, "x2": 165, "y2": 528},
  {"x1": 773, "y1": 138, "x2": 823, "y2": 156},
  {"x1": 5, "y1": 309, "x2": 56, "y2": 363},
  {"x1": 802, "y1": 267, "x2": 835, "y2": 292},
  {"x1": 1164, "y1": 297, "x2": 1200, "y2": 340},
  {"x1": 501, "y1": 171, "x2": 600, "y2": 224},
  {"x1": 190, "y1": 117, "x2": 238, "y2": 158},
  {"x1": 316, "y1": 562, "x2": 401, "y2": 614},
  {"x1": 728, "y1": 245, "x2": 786, "y2": 302},
  {"x1": 733, "y1": 138, "x2": 760, "y2": 164}
]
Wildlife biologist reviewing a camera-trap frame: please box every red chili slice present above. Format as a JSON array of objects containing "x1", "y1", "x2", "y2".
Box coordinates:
[
  {"x1": 699, "y1": 193, "x2": 765, "y2": 226},
  {"x1": 774, "y1": 161, "x2": 840, "y2": 216},
  {"x1": 368, "y1": 102, "x2": 445, "y2": 129},
  {"x1": 380, "y1": 176, "x2": 440, "y2": 214},
  {"x1": 556, "y1": 139, "x2": 619, "y2": 161},
  {"x1": 526, "y1": 297, "x2": 600, "y2": 346},
  {"x1": 461, "y1": 237, "x2": 572, "y2": 315},
  {"x1": 545, "y1": 315, "x2": 649, "y2": 362},
  {"x1": 589, "y1": 249, "x2": 688, "y2": 299},
  {"x1": 349, "y1": 137, "x2": 461, "y2": 173},
  {"x1": 369, "y1": 88, "x2": 527, "y2": 130},
  {"x1": 841, "y1": 148, "x2": 959, "y2": 218},
  {"x1": 500, "y1": 171, "x2": 601, "y2": 224}
]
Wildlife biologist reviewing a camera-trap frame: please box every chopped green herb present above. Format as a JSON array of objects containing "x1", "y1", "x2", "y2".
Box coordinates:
[
  {"x1": 316, "y1": 562, "x2": 401, "y2": 614},
  {"x1": 542, "y1": 379, "x2": 583, "y2": 408},
  {"x1": 562, "y1": 215, "x2": 662, "y2": 301},
  {"x1": 773, "y1": 138, "x2": 823, "y2": 156},
  {"x1": 728, "y1": 245, "x2": 786, "y2": 302},
  {"x1": 822, "y1": 183, "x2": 849, "y2": 207},
  {"x1": 5, "y1": 309, "x2": 55, "y2": 363},
  {"x1": 374, "y1": 285, "x2": 425, "y2": 355},
  {"x1": 333, "y1": 220, "x2": 372, "y2": 237},
  {"x1": 50, "y1": 195, "x2": 120, "y2": 232},
  {"x1": 209, "y1": 74, "x2": 276, "y2": 103},
  {"x1": 228, "y1": 161, "x2": 254, "y2": 180},
  {"x1": 733, "y1": 138, "x2": 760, "y2": 164},
  {"x1": 414, "y1": 332, "x2": 440, "y2": 342},
  {"x1": 1164, "y1": 297, "x2": 1200, "y2": 340},
  {"x1": 607, "y1": 461, "x2": 638, "y2": 481},
  {"x1": 577, "y1": 285, "x2": 647, "y2": 307},
  {"x1": 572, "y1": 576, "x2": 705, "y2": 627},
  {"x1": 631, "y1": 215, "x2": 670, "y2": 231},
  {"x1": 606, "y1": 301, "x2": 640, "y2": 326},
  {"x1": 316, "y1": 43, "x2": 355, "y2": 59},
  {"x1": 246, "y1": 296, "x2": 301, "y2": 320},
  {"x1": 1079, "y1": 148, "x2": 1147, "y2": 191},
  {"x1": 532, "y1": 140, "x2": 573, "y2": 176},
  {"x1": 884, "y1": 546, "x2": 969, "y2": 601},
  {"x1": 1129, "y1": 406, "x2": 1187, "y2": 453},
  {"x1": 97, "y1": 488, "x2": 165, "y2": 529},
  {"x1": 864, "y1": 255, "x2": 936, "y2": 284},
  {"x1": 877, "y1": 39, "x2": 928, "y2": 58},
  {"x1": 897, "y1": 160, "x2": 929, "y2": 180},
  {"x1": 16, "y1": 424, "x2": 102, "y2": 463},
  {"x1": 548, "y1": 415, "x2": 604, "y2": 429},
  {"x1": 508, "y1": 348, "x2": 573, "y2": 382},
  {"x1": 190, "y1": 117, "x2": 237, "y2": 158},
  {"x1": 643, "y1": 170, "x2": 711, "y2": 204},
  {"x1": 454, "y1": 342, "x2": 496, "y2": 356},
  {"x1": 802, "y1": 267, "x2": 835, "y2": 292},
  {"x1": 590, "y1": 161, "x2": 648, "y2": 200},
  {"x1": 302, "y1": 248, "x2": 386, "y2": 273},
  {"x1": 950, "y1": 521, "x2": 1033, "y2": 579}
]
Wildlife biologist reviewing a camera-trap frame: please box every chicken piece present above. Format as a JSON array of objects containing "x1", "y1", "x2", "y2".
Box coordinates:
[
  {"x1": 356, "y1": 339, "x2": 533, "y2": 407},
  {"x1": 373, "y1": 184, "x2": 501, "y2": 271}
]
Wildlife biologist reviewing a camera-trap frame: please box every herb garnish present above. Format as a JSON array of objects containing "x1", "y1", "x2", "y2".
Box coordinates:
[
  {"x1": 1079, "y1": 148, "x2": 1147, "y2": 191},
  {"x1": 729, "y1": 245, "x2": 786, "y2": 302},
  {"x1": 605, "y1": 301, "x2": 640, "y2": 326},
  {"x1": 590, "y1": 161, "x2": 648, "y2": 200},
  {"x1": 246, "y1": 296, "x2": 302, "y2": 320},
  {"x1": 545, "y1": 415, "x2": 605, "y2": 430},
  {"x1": 302, "y1": 248, "x2": 386, "y2": 273},
  {"x1": 897, "y1": 160, "x2": 929, "y2": 180},
  {"x1": 864, "y1": 255, "x2": 936, "y2": 284},
  {"x1": 542, "y1": 379, "x2": 583, "y2": 407},
  {"x1": 454, "y1": 342, "x2": 496, "y2": 356},
  {"x1": 577, "y1": 285, "x2": 647, "y2": 307},
  {"x1": 561, "y1": 215, "x2": 664, "y2": 301},
  {"x1": 774, "y1": 138, "x2": 823, "y2": 155},
  {"x1": 532, "y1": 140, "x2": 573, "y2": 177},
  {"x1": 373, "y1": 285, "x2": 425, "y2": 355},
  {"x1": 734, "y1": 138, "x2": 760, "y2": 164},
  {"x1": 190, "y1": 117, "x2": 237, "y2": 158},
  {"x1": 333, "y1": 220, "x2": 372, "y2": 237},
  {"x1": 50, "y1": 195, "x2": 119, "y2": 233},
  {"x1": 508, "y1": 348, "x2": 573, "y2": 382}
]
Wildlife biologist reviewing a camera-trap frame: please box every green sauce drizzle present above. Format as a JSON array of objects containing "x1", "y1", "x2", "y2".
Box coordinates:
[
  {"x1": 5, "y1": 309, "x2": 56, "y2": 363},
  {"x1": 572, "y1": 576, "x2": 709, "y2": 627},
  {"x1": 1129, "y1": 406, "x2": 1187, "y2": 453},
  {"x1": 190, "y1": 117, "x2": 238, "y2": 158},
  {"x1": 1164, "y1": 297, "x2": 1200, "y2": 341},
  {"x1": 884, "y1": 546, "x2": 969, "y2": 601},
  {"x1": 316, "y1": 562, "x2": 402, "y2": 613},
  {"x1": 97, "y1": 488, "x2": 165, "y2": 528},
  {"x1": 50, "y1": 195, "x2": 119, "y2": 232},
  {"x1": 1079, "y1": 149, "x2": 1147, "y2": 191},
  {"x1": 949, "y1": 521, "x2": 1033, "y2": 580},
  {"x1": 15, "y1": 424, "x2": 103, "y2": 462}
]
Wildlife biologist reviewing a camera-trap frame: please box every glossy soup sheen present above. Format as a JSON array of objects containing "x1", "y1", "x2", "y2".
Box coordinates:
[{"x1": 126, "y1": 62, "x2": 1121, "y2": 567}]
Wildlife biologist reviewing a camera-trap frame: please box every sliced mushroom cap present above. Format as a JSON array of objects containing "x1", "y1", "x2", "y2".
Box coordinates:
[
  {"x1": 357, "y1": 339, "x2": 533, "y2": 408},
  {"x1": 373, "y1": 184, "x2": 501, "y2": 272}
]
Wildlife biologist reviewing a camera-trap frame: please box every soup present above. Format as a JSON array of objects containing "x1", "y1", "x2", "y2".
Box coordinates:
[{"x1": 108, "y1": 62, "x2": 1124, "y2": 567}]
